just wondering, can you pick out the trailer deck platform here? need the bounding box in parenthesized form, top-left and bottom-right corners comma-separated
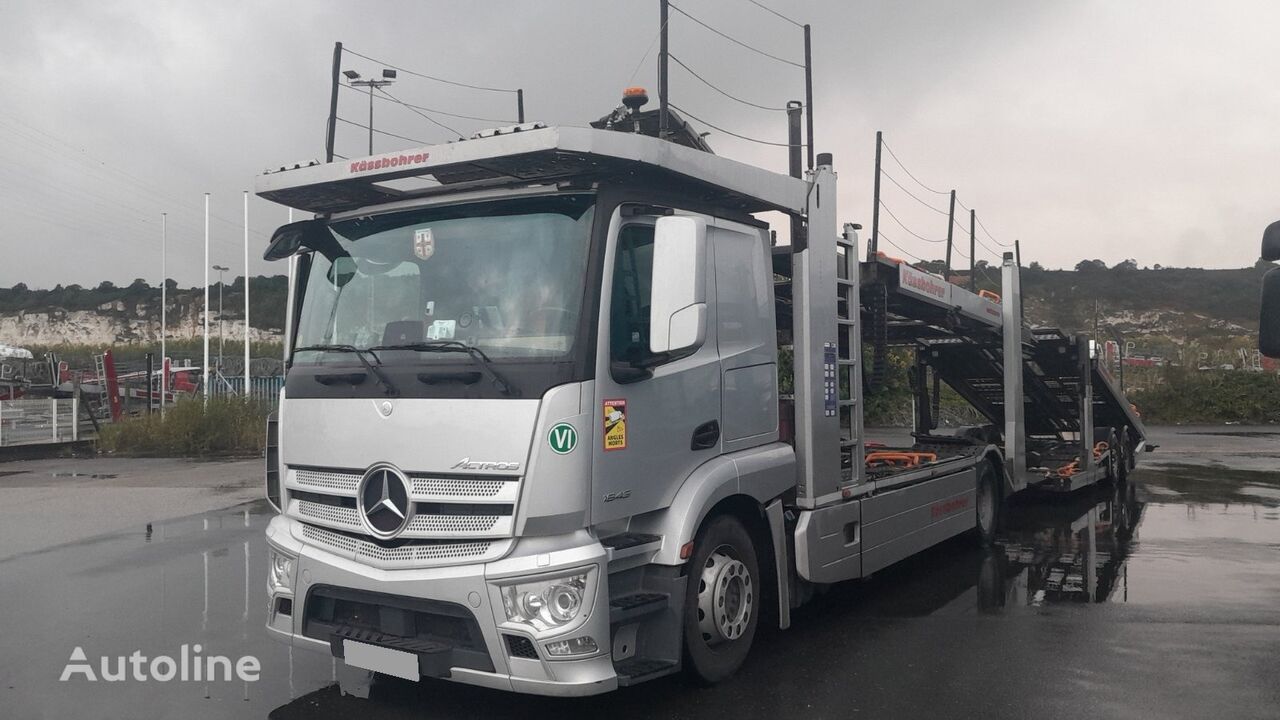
(773, 247, 1147, 494)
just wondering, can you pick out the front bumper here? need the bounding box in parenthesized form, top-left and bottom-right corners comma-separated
(265, 515, 617, 697)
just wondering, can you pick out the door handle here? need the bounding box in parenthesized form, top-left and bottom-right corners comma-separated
(691, 420, 720, 450)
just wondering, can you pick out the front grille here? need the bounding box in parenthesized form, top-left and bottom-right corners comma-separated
(408, 514, 502, 533)
(291, 466, 518, 502)
(287, 464, 520, 566)
(297, 499, 361, 528)
(294, 468, 360, 493)
(413, 477, 507, 498)
(293, 497, 513, 539)
(300, 523, 508, 568)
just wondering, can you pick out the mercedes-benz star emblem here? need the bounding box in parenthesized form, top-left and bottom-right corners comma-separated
(357, 464, 413, 539)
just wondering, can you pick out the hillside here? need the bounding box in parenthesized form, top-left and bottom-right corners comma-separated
(0, 277, 288, 346)
(0, 262, 1268, 360)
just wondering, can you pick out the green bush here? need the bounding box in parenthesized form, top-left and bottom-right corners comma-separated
(97, 396, 269, 457)
(1130, 368, 1280, 424)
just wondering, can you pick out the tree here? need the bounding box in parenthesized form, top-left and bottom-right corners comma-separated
(1028, 261, 1045, 272)
(95, 281, 116, 293)
(1075, 259, 1106, 273)
(1111, 258, 1138, 272)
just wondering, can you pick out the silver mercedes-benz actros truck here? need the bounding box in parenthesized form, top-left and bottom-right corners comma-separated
(257, 95, 1145, 696)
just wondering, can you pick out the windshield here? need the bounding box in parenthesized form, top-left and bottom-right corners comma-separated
(293, 195, 595, 364)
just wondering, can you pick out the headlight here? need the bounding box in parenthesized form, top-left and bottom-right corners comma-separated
(268, 547, 295, 594)
(500, 571, 589, 631)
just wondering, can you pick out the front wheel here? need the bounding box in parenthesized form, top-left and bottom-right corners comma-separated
(976, 460, 1001, 546)
(682, 514, 761, 684)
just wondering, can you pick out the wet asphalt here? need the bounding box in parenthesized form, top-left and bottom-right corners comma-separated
(1, 427, 1278, 719)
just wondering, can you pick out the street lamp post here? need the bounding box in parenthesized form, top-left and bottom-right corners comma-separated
(343, 68, 397, 155)
(212, 265, 229, 373)
(160, 212, 167, 416)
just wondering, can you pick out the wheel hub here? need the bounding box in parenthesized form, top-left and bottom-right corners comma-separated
(697, 549, 753, 645)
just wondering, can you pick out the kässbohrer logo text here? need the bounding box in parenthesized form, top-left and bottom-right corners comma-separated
(349, 152, 430, 174)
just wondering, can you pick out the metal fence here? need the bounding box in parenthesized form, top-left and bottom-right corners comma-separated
(0, 398, 80, 447)
(208, 376, 284, 407)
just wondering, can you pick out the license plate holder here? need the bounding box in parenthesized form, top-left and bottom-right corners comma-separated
(342, 639, 419, 681)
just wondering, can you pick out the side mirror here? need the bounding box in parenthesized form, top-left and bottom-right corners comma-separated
(1264, 220, 1280, 262)
(263, 219, 332, 261)
(1260, 268, 1280, 358)
(649, 216, 707, 355)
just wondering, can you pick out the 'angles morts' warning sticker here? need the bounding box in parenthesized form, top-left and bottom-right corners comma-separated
(603, 399, 627, 451)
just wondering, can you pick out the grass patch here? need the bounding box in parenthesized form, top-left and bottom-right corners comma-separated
(97, 396, 269, 457)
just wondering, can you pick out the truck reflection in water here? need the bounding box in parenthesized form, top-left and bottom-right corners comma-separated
(983, 480, 1144, 609)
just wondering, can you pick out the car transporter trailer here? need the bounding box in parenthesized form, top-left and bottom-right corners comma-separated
(257, 94, 1149, 696)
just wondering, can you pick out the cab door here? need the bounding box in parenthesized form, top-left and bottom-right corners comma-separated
(591, 208, 721, 524)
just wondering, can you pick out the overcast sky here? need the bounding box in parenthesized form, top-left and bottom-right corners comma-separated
(1, 0, 1276, 289)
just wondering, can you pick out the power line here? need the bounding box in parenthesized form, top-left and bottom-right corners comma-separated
(876, 232, 926, 263)
(670, 103, 800, 148)
(880, 138, 949, 195)
(879, 201, 945, 243)
(628, 13, 671, 84)
(375, 87, 464, 138)
(343, 47, 519, 93)
(947, 211, 1005, 260)
(975, 213, 1014, 247)
(881, 169, 949, 216)
(743, 0, 803, 27)
(340, 82, 516, 123)
(668, 3, 805, 68)
(669, 54, 790, 111)
(953, 195, 1016, 249)
(335, 116, 429, 146)
(0, 112, 270, 241)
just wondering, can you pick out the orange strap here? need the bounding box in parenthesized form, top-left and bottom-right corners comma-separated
(1054, 442, 1110, 478)
(865, 451, 938, 468)
(979, 289, 1001, 303)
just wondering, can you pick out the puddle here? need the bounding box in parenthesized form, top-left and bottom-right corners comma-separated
(1174, 430, 1280, 439)
(1133, 462, 1280, 507)
(48, 471, 119, 479)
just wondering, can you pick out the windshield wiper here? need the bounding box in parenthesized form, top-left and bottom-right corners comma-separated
(294, 344, 398, 396)
(370, 341, 517, 396)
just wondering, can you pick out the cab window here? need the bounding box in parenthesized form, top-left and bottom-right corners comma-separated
(610, 225, 655, 364)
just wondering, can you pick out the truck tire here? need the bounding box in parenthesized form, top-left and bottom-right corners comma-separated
(1106, 429, 1120, 481)
(1126, 428, 1138, 472)
(976, 460, 1001, 547)
(682, 513, 761, 684)
(1115, 427, 1130, 483)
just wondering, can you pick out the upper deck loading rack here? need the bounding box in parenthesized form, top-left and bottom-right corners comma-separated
(256, 124, 807, 217)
